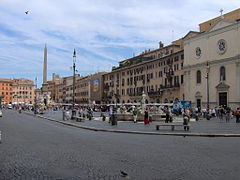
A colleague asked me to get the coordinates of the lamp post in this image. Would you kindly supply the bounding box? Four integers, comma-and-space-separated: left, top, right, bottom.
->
71, 49, 77, 120
206, 61, 210, 110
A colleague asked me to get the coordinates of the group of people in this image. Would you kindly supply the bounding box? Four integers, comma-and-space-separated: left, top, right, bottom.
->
195, 105, 240, 123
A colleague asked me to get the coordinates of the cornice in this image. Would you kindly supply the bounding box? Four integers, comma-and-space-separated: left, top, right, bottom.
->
184, 22, 240, 45
107, 50, 184, 75
183, 54, 240, 70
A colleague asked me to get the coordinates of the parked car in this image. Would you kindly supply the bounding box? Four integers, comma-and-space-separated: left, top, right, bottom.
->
0, 110, 2, 117
7, 104, 13, 109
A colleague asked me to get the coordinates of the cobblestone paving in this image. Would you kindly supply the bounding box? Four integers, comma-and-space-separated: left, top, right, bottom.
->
1, 110, 240, 180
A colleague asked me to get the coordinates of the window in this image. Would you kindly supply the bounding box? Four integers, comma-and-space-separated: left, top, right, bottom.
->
181, 54, 184, 60
196, 70, 201, 84
181, 75, 184, 84
159, 71, 163, 77
220, 66, 226, 81
174, 56, 179, 62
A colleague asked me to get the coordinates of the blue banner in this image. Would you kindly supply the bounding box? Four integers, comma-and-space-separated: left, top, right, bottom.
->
173, 101, 192, 111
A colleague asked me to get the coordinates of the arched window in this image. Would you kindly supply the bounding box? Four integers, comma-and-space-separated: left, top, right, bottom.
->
196, 70, 201, 84
220, 66, 226, 81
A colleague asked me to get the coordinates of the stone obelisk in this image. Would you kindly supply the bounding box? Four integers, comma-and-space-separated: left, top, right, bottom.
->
42, 44, 48, 92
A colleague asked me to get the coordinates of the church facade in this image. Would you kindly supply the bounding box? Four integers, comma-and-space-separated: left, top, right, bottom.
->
184, 18, 240, 109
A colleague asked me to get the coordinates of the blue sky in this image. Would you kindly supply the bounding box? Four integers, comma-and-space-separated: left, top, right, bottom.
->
0, 0, 239, 87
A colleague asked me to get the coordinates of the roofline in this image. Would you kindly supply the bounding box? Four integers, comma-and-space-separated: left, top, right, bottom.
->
119, 44, 180, 63
104, 50, 184, 75
185, 20, 239, 44
199, 8, 240, 26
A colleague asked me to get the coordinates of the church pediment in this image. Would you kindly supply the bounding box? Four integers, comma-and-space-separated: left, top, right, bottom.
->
206, 18, 236, 32
216, 82, 230, 91
195, 91, 202, 98
182, 31, 200, 40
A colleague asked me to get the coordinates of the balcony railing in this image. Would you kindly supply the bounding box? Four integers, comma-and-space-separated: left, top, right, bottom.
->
129, 92, 142, 97
147, 91, 163, 97
103, 84, 109, 91
160, 83, 180, 89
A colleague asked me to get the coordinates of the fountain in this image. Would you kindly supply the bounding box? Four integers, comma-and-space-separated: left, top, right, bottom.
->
141, 91, 146, 113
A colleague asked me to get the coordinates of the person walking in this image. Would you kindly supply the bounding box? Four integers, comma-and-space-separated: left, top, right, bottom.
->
183, 109, 190, 131
235, 107, 240, 123
144, 109, 150, 125
132, 107, 139, 123
219, 106, 224, 120
165, 108, 170, 123
225, 107, 231, 122
109, 106, 113, 124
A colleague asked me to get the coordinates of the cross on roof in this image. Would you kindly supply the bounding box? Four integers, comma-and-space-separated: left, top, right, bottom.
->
220, 8, 223, 16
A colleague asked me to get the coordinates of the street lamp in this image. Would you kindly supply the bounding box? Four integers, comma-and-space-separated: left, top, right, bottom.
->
206, 61, 210, 110
71, 49, 77, 120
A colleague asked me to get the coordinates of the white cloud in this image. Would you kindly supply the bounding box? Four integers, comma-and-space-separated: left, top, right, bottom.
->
0, 0, 240, 86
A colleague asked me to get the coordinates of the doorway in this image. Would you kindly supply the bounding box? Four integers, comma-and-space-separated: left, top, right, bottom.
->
196, 99, 201, 108
219, 92, 227, 106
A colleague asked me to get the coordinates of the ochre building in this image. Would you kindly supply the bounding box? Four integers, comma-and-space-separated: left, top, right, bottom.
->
0, 78, 13, 104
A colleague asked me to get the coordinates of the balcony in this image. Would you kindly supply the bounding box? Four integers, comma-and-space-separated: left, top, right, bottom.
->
129, 92, 142, 97
103, 84, 109, 91
160, 83, 180, 90
147, 90, 163, 97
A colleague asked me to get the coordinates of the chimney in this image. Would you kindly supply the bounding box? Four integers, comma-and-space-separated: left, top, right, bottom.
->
159, 41, 164, 48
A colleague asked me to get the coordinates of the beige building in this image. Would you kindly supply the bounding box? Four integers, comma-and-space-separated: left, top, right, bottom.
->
12, 78, 35, 104
184, 17, 240, 109
102, 36, 196, 104
75, 76, 90, 104
61, 76, 77, 104
75, 72, 106, 105
45, 74, 62, 103
89, 72, 106, 104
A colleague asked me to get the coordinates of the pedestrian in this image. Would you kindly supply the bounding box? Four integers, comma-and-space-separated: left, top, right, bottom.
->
109, 106, 113, 123
212, 108, 216, 117
165, 108, 170, 123
235, 107, 240, 123
132, 107, 138, 123
225, 107, 231, 122
183, 109, 190, 131
219, 106, 224, 120
169, 109, 173, 122
144, 109, 149, 125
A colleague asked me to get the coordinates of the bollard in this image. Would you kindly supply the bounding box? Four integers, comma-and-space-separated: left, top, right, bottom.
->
62, 111, 65, 121
111, 114, 117, 125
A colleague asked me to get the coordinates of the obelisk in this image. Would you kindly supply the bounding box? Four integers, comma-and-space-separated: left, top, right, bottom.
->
42, 44, 48, 92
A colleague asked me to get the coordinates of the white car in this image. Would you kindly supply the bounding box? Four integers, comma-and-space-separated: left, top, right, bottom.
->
0, 110, 2, 117
7, 104, 13, 109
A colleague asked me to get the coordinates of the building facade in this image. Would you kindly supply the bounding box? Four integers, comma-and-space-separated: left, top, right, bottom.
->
89, 72, 106, 104
75, 76, 90, 104
12, 78, 35, 104
102, 37, 193, 104
0, 78, 13, 104
184, 18, 240, 109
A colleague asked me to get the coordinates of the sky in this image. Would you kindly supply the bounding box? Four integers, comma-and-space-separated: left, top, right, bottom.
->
0, 0, 239, 87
